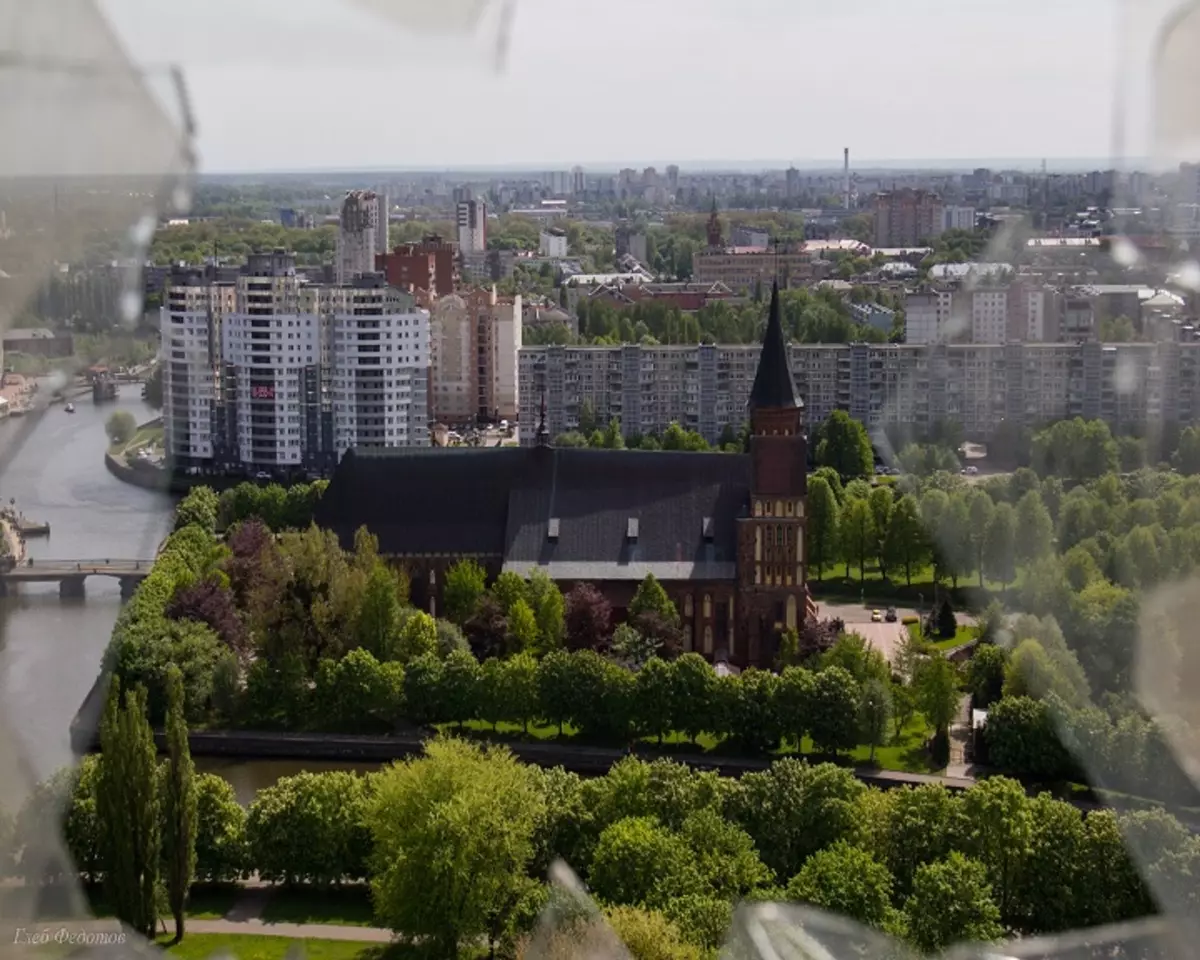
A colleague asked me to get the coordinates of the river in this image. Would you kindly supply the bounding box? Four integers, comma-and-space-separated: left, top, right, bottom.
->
0, 383, 175, 784
0, 387, 383, 805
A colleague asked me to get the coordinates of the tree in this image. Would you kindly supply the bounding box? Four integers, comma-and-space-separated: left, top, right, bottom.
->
816, 410, 873, 478
173, 487, 219, 534
679, 808, 772, 900
1015, 490, 1054, 564
913, 654, 960, 737
612, 622, 659, 667
903, 853, 1004, 952
956, 776, 1032, 925
634, 658, 676, 744
105, 409, 137, 446
858, 678, 893, 764
537, 651, 575, 736
787, 842, 895, 928
490, 571, 527, 617
161, 667, 197, 942
967, 491, 995, 589
356, 563, 402, 660
839, 496, 876, 582
589, 816, 703, 910
628, 574, 678, 623
967, 644, 1007, 708
396, 610, 438, 662
885, 784, 958, 897
982, 502, 1017, 588
883, 494, 927, 586
367, 738, 545, 957
143, 364, 164, 409
806, 475, 841, 580
443, 559, 487, 625
506, 598, 539, 655
194, 774, 246, 883
564, 582, 612, 650
671, 654, 717, 743
868, 486, 894, 578
97, 684, 160, 938
808, 667, 860, 755
526, 571, 565, 652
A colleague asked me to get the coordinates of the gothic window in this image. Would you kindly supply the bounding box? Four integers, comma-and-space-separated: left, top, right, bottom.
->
786, 500, 794, 517
684, 594, 694, 617
755, 528, 762, 562
786, 596, 798, 630
703, 594, 712, 618
754, 500, 763, 517
704, 626, 713, 654
775, 500, 784, 517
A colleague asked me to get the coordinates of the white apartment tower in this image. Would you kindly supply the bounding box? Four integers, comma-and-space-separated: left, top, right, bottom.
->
163, 251, 429, 473
160, 267, 236, 465
456, 198, 488, 253
336, 190, 385, 283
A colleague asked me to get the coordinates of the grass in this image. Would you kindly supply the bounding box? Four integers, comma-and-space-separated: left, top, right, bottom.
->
260, 887, 377, 928
439, 712, 944, 774
906, 621, 978, 652
112, 422, 164, 458
161, 935, 400, 960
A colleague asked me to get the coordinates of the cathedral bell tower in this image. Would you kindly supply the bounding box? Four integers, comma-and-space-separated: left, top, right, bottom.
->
737, 281, 809, 666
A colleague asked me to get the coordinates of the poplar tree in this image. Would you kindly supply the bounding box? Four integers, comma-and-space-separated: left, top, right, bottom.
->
162, 666, 197, 942
97, 683, 160, 938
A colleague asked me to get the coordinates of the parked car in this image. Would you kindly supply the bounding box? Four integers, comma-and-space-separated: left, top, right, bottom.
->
885, 607, 898, 622
871, 609, 883, 623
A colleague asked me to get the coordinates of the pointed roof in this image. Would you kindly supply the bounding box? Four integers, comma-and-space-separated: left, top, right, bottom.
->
749, 281, 803, 410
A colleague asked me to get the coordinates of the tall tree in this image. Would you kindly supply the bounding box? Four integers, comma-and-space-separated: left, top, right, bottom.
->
903, 853, 1004, 952
913, 654, 960, 738
983, 502, 1018, 588
162, 667, 198, 942
868, 486, 894, 579
967, 490, 995, 589
786, 842, 895, 928
97, 684, 160, 939
858, 678, 893, 764
816, 410, 874, 478
883, 494, 927, 586
366, 739, 545, 958
805, 475, 841, 580
1015, 490, 1054, 565
442, 559, 488, 625
839, 496, 876, 583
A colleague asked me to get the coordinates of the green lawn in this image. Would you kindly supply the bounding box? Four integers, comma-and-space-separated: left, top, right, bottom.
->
260, 887, 377, 928
441, 712, 943, 774
162, 935, 400, 960
906, 621, 978, 652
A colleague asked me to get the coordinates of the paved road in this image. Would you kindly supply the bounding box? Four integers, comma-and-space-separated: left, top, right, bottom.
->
817, 601, 914, 664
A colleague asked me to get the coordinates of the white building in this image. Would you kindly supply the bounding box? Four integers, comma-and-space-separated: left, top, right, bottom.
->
539, 228, 568, 258
336, 190, 385, 283
970, 289, 1009, 344
456, 198, 488, 253
164, 252, 429, 473
942, 205, 976, 233
904, 290, 954, 344
160, 268, 235, 464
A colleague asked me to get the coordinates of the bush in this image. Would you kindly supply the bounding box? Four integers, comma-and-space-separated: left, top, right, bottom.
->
901, 615, 919, 626
105, 410, 137, 446
604, 906, 704, 960
195, 773, 247, 882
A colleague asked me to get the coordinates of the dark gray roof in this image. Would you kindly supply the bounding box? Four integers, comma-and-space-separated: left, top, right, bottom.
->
502, 448, 748, 581
749, 281, 803, 410
317, 446, 750, 581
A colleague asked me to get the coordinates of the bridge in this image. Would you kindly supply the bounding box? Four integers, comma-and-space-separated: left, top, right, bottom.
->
0, 559, 153, 598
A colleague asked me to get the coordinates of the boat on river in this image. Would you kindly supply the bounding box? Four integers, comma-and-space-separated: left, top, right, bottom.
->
64, 403, 75, 414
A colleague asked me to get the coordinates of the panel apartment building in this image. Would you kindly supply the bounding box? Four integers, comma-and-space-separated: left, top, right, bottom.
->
519, 340, 1199, 445
161, 251, 429, 474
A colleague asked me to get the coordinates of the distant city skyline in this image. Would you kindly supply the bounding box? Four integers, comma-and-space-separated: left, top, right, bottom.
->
95, 0, 1177, 175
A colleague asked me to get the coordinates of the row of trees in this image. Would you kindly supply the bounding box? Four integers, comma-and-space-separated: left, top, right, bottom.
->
36, 736, 1189, 956
173, 482, 327, 535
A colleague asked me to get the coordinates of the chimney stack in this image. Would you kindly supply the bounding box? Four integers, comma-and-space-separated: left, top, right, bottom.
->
843, 148, 852, 210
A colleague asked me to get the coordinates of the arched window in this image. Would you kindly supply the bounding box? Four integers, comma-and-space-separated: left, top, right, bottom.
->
754, 500, 763, 517
703, 594, 712, 618
786, 595, 798, 630
684, 594, 694, 617
704, 626, 714, 654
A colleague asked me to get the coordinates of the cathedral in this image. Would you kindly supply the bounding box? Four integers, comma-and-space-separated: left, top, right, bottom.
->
316, 282, 811, 668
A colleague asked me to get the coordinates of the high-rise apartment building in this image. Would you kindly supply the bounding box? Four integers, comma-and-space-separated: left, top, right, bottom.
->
519, 340, 1200, 445
872, 189, 944, 248
336, 190, 386, 283
162, 252, 429, 473
429, 288, 522, 425
456, 198, 488, 253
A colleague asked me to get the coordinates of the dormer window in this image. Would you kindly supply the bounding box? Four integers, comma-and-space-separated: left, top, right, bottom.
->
548, 517, 560, 540
702, 516, 714, 541
627, 517, 639, 540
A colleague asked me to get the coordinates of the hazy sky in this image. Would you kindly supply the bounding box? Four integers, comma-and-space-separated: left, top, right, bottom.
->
94, 0, 1177, 173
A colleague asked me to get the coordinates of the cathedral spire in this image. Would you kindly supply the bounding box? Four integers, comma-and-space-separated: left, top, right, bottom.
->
535, 386, 551, 447
749, 281, 802, 410
706, 196, 722, 249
